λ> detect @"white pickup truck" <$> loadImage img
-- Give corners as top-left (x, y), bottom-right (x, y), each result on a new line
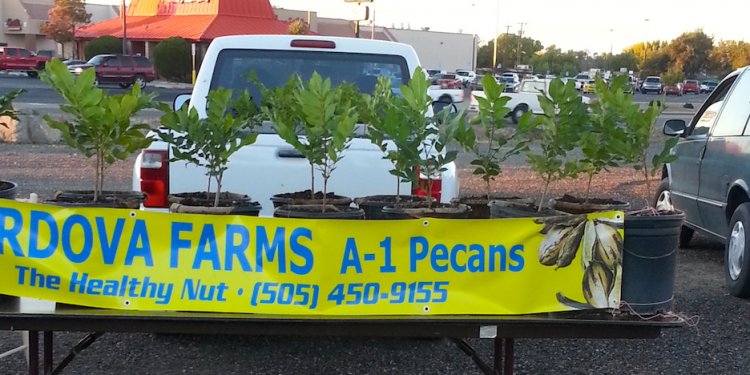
top-left (133, 35), bottom-right (459, 216)
top-left (468, 79), bottom-right (590, 124)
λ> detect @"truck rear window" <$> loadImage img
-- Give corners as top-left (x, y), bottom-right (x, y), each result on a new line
top-left (210, 49), bottom-right (410, 107)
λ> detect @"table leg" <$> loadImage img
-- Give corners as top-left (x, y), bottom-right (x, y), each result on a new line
top-left (493, 336), bottom-right (503, 374)
top-left (44, 331), bottom-right (53, 375)
top-left (504, 338), bottom-right (514, 375)
top-left (28, 331), bottom-right (38, 375)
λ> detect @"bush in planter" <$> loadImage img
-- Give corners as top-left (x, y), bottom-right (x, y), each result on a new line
top-left (261, 72), bottom-right (363, 217)
top-left (152, 37), bottom-right (191, 83)
top-left (157, 88), bottom-right (262, 214)
top-left (0, 89), bottom-right (24, 199)
top-left (515, 78), bottom-right (586, 214)
top-left (552, 76), bottom-right (634, 213)
top-left (83, 36), bottom-right (121, 60)
top-left (367, 68), bottom-right (474, 218)
top-left (41, 59), bottom-right (156, 206)
top-left (463, 74), bottom-right (529, 217)
top-left (593, 75), bottom-right (682, 315)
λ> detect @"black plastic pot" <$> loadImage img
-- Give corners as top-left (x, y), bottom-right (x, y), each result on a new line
top-left (381, 203), bottom-right (472, 219)
top-left (355, 195), bottom-right (432, 220)
top-left (271, 191), bottom-right (352, 209)
top-left (0, 180), bottom-right (18, 200)
top-left (489, 199), bottom-right (564, 218)
top-left (49, 190), bottom-right (145, 209)
top-left (621, 212), bottom-right (685, 315)
top-left (552, 195), bottom-right (631, 214)
top-left (274, 204), bottom-right (364, 219)
top-left (169, 192), bottom-right (261, 216)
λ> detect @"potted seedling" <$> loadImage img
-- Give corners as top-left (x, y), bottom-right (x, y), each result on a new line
top-left (157, 88), bottom-right (263, 215)
top-left (614, 83), bottom-right (682, 315)
top-left (380, 67), bottom-right (475, 219)
top-left (461, 74), bottom-right (530, 218)
top-left (552, 76), bottom-right (633, 214)
top-left (42, 59), bottom-right (155, 208)
top-left (262, 72), bottom-right (364, 219)
top-left (506, 78), bottom-right (585, 218)
top-left (0, 89), bottom-right (24, 200)
top-left (355, 75), bottom-right (435, 219)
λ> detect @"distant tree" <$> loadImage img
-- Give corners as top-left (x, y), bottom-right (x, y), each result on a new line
top-left (606, 52), bottom-right (638, 72)
top-left (667, 30), bottom-right (713, 77)
top-left (288, 18), bottom-right (308, 35)
top-left (661, 69), bottom-right (684, 86)
top-left (624, 40), bottom-right (668, 71)
top-left (41, 0), bottom-right (91, 59)
top-left (476, 34), bottom-right (543, 70)
top-left (640, 51), bottom-right (670, 77)
top-left (709, 40), bottom-right (750, 78)
top-left (83, 36), bottom-right (121, 60)
top-left (152, 37), bottom-right (191, 82)
top-left (529, 45), bottom-right (579, 76)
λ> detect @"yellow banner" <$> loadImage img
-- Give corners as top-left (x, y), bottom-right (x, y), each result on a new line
top-left (0, 200), bottom-right (623, 315)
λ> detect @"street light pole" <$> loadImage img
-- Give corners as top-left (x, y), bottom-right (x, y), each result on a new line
top-left (609, 28), bottom-right (614, 55)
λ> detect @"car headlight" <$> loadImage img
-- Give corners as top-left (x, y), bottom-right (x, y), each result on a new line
top-left (74, 67), bottom-right (83, 74)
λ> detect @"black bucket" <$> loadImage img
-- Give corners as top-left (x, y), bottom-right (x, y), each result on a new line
top-left (621, 212), bottom-right (684, 314)
top-left (0, 180), bottom-right (18, 200)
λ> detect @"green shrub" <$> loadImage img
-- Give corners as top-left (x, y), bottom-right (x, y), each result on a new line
top-left (152, 37), bottom-right (191, 82)
top-left (83, 36), bottom-right (122, 60)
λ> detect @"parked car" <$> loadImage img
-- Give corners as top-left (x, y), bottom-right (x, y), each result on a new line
top-left (582, 79), bottom-right (596, 94)
top-left (663, 83), bottom-right (683, 96)
top-left (455, 69), bottom-right (476, 87)
top-left (574, 73), bottom-right (591, 90)
top-left (700, 80), bottom-right (718, 93)
top-left (433, 73), bottom-right (462, 89)
top-left (0, 47), bottom-right (50, 77)
top-left (682, 79), bottom-right (700, 94)
top-left (497, 75), bottom-right (520, 92)
top-left (68, 54), bottom-right (156, 88)
top-left (658, 65), bottom-right (750, 297)
top-left (62, 59), bottom-right (86, 67)
top-left (640, 76), bottom-right (662, 94)
top-left (426, 69), bottom-right (445, 81)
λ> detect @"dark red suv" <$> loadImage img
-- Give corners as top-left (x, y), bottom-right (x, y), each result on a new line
top-left (69, 54), bottom-right (156, 88)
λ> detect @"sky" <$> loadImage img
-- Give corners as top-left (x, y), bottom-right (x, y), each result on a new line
top-left (94, 0), bottom-right (747, 54)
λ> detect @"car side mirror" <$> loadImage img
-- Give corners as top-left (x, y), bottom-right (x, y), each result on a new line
top-left (664, 119), bottom-right (687, 136)
top-left (173, 94), bottom-right (191, 111)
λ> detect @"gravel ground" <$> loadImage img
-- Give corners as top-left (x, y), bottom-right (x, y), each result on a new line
top-left (2, 143), bottom-right (750, 374)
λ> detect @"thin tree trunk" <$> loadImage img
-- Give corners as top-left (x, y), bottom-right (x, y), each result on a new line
top-left (310, 164), bottom-right (315, 200)
top-left (584, 173), bottom-right (593, 203)
top-left (486, 179), bottom-right (491, 204)
top-left (538, 175), bottom-right (551, 213)
top-left (94, 149), bottom-right (102, 202)
top-left (213, 173), bottom-right (222, 207)
top-left (395, 177), bottom-right (400, 202)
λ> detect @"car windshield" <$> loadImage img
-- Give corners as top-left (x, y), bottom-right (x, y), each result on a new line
top-left (456, 71), bottom-right (469, 76)
top-left (87, 55), bottom-right (108, 66)
top-left (645, 77), bottom-right (660, 83)
top-left (441, 74), bottom-right (457, 79)
top-left (211, 49), bottom-right (409, 107)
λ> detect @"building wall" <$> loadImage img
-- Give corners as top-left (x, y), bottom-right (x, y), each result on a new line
top-left (1, 0), bottom-right (118, 57)
top-left (274, 8), bottom-right (318, 33)
top-left (378, 29), bottom-right (476, 72)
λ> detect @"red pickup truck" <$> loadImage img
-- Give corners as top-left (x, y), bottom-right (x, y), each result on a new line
top-left (0, 47), bottom-right (51, 78)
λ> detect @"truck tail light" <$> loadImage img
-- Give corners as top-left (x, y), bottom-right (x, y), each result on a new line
top-left (412, 166), bottom-right (442, 203)
top-left (140, 150), bottom-right (169, 208)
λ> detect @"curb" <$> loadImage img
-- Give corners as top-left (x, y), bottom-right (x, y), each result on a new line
top-left (149, 80), bottom-right (193, 90)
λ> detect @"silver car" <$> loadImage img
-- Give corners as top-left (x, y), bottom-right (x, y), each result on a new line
top-left (640, 76), bottom-right (662, 94)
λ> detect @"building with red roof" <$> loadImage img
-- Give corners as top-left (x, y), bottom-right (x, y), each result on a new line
top-left (76, 0), bottom-right (292, 58)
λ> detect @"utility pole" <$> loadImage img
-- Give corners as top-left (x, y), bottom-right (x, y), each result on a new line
top-left (121, 0), bottom-right (128, 54)
top-left (491, 0), bottom-right (499, 73)
top-left (516, 22), bottom-right (526, 69)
